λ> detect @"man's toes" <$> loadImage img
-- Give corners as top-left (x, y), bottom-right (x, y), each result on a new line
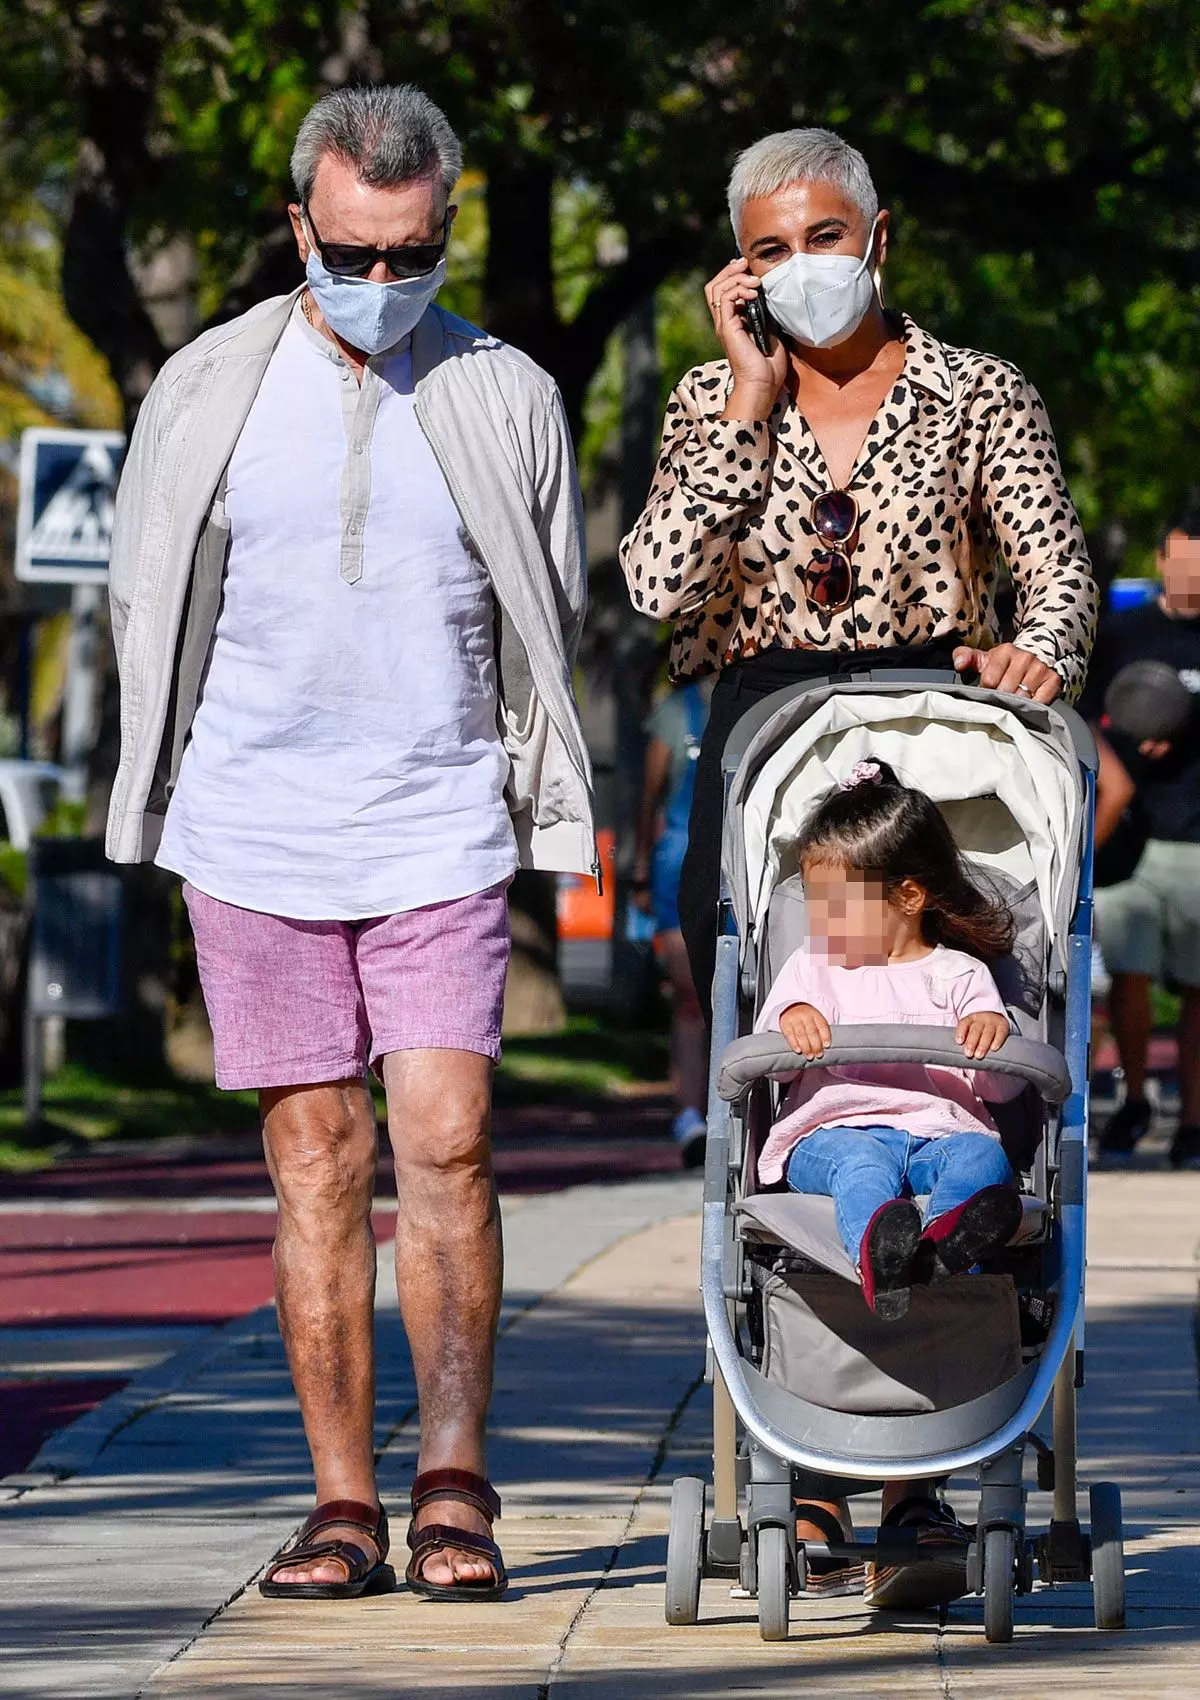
top-left (309, 1558), bottom-right (350, 1585)
top-left (450, 1549), bottom-right (493, 1584)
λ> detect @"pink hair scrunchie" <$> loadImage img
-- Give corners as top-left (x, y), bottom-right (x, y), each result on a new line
top-left (840, 760), bottom-right (882, 791)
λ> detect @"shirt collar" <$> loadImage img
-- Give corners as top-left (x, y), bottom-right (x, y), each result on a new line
top-left (897, 313), bottom-right (954, 404)
top-left (289, 297), bottom-right (412, 369)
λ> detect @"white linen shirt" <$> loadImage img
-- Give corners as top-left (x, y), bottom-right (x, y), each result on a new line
top-left (156, 307), bottom-right (517, 919)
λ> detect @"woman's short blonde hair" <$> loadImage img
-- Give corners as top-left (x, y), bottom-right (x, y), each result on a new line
top-left (727, 128), bottom-right (878, 238)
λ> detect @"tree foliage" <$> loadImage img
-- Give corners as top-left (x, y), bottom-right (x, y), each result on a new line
top-left (0, 2), bottom-right (1198, 560)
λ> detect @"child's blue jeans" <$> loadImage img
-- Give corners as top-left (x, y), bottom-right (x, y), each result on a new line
top-left (785, 1125), bottom-right (1013, 1263)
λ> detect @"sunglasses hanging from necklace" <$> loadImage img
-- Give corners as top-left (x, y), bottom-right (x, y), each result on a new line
top-left (805, 489), bottom-right (859, 612)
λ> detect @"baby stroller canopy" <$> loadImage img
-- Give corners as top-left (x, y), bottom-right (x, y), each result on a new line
top-left (723, 686), bottom-right (1087, 958)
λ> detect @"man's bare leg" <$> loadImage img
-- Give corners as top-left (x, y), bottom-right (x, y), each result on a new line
top-left (1107, 972), bottom-right (1153, 1102)
top-left (260, 1078), bottom-right (383, 1586)
top-left (384, 1048), bottom-right (502, 1588)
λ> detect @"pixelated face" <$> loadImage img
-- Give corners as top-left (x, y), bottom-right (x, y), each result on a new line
top-left (802, 857), bottom-right (929, 966)
top-left (802, 859), bottom-right (894, 967)
top-left (1158, 531), bottom-right (1200, 614)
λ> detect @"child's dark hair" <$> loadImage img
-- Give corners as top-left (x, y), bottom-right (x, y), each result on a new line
top-left (794, 759), bottom-right (1015, 962)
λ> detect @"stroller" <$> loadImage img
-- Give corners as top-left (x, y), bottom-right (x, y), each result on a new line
top-left (665, 672), bottom-right (1125, 1642)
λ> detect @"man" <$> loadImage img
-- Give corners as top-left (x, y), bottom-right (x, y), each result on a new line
top-left (1085, 501), bottom-right (1200, 1171)
top-left (106, 84), bottom-right (595, 1598)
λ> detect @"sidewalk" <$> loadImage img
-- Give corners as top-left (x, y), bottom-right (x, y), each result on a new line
top-left (0, 1102), bottom-right (679, 1474)
top-left (1, 1168), bottom-right (1197, 1698)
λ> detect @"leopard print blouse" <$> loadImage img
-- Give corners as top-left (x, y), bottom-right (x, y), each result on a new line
top-left (619, 315), bottom-right (1097, 700)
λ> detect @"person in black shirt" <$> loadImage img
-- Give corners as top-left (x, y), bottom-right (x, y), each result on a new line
top-left (1084, 500), bottom-right (1200, 1169)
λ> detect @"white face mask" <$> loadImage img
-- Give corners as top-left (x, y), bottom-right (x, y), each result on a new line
top-left (759, 222), bottom-right (880, 349)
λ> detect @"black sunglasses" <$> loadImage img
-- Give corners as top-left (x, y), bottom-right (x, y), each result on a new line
top-left (302, 208), bottom-right (450, 279)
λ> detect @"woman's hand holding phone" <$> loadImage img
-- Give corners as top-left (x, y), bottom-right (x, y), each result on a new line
top-left (705, 258), bottom-right (788, 421)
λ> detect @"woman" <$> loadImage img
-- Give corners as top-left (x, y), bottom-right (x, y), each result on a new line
top-left (619, 125), bottom-right (1097, 1609)
top-left (631, 679), bottom-right (712, 1166)
top-left (619, 126), bottom-right (1097, 1022)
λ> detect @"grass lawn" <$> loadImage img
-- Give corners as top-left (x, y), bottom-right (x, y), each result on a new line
top-left (0, 1015), bottom-right (670, 1173)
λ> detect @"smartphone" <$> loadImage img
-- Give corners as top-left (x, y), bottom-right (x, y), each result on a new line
top-left (741, 291), bottom-right (775, 356)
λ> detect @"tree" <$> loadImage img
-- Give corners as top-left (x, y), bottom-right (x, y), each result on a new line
top-left (3, 0), bottom-right (1200, 1047)
top-left (1, 1), bottom-right (1197, 545)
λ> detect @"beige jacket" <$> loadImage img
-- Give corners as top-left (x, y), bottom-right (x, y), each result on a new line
top-left (105, 293), bottom-right (597, 877)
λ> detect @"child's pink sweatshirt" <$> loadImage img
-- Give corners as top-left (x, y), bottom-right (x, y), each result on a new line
top-left (755, 944), bottom-right (1025, 1185)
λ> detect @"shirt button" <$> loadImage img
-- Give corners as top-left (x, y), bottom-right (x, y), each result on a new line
top-left (341, 370), bottom-right (351, 382)
top-left (349, 523), bottom-right (360, 536)
top-left (354, 443), bottom-right (365, 455)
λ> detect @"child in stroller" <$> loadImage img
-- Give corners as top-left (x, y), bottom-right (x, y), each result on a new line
top-left (757, 758), bottom-right (1026, 1322)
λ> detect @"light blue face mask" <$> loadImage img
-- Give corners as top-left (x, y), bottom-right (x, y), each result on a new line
top-left (304, 249), bottom-right (447, 356)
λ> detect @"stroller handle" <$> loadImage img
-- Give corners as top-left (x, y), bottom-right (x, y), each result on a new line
top-left (717, 1026), bottom-right (1072, 1105)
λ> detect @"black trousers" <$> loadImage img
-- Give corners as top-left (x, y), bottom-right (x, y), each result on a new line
top-left (678, 642), bottom-right (960, 1019)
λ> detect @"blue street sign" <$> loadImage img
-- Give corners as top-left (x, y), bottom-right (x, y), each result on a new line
top-left (15, 427), bottom-right (126, 584)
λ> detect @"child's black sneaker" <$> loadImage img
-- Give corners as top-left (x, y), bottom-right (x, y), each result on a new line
top-left (1095, 1096), bottom-right (1152, 1164)
top-left (858, 1198), bottom-right (922, 1321)
top-left (920, 1185), bottom-right (1023, 1279)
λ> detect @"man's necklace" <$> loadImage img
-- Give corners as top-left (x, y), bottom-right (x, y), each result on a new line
top-left (301, 287), bottom-right (363, 379)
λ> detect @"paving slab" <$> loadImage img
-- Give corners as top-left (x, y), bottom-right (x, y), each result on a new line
top-left (0, 1174), bottom-right (701, 1699)
top-left (145, 1209), bottom-right (705, 1699)
top-left (4, 1164), bottom-right (1199, 1698)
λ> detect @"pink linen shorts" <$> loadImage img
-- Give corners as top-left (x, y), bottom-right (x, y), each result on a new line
top-left (183, 880), bottom-right (511, 1091)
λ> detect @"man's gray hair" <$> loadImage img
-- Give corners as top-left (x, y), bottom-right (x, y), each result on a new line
top-left (727, 128), bottom-right (878, 236)
top-left (291, 84), bottom-right (463, 205)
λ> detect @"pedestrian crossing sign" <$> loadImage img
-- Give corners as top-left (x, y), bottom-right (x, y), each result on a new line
top-left (15, 427), bottom-right (127, 584)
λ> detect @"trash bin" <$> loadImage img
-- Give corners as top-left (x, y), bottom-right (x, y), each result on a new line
top-left (27, 838), bottom-right (123, 1019)
top-left (24, 837), bottom-right (123, 1123)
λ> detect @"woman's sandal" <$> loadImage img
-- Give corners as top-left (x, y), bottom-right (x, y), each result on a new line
top-left (864, 1495), bottom-right (971, 1610)
top-left (405, 1468), bottom-right (509, 1602)
top-left (258, 1498), bottom-right (394, 1599)
top-left (794, 1502), bottom-right (866, 1596)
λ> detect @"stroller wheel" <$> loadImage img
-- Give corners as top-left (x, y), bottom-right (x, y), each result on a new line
top-left (983, 1527), bottom-right (1015, 1643)
top-left (665, 1477), bottom-right (705, 1626)
top-left (757, 1525), bottom-right (790, 1641)
top-left (1089, 1483), bottom-right (1127, 1630)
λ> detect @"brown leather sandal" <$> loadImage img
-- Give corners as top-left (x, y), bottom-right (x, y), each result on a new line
top-left (259, 1498), bottom-right (394, 1599)
top-left (405, 1468), bottom-right (508, 1601)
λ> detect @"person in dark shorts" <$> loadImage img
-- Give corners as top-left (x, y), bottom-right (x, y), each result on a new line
top-left (1084, 499), bottom-right (1200, 1169)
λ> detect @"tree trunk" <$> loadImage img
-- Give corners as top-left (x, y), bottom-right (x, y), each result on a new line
top-left (502, 870), bottom-right (565, 1037)
top-left (59, 5), bottom-right (171, 427)
top-left (611, 297), bottom-right (663, 1010)
top-left (482, 151), bottom-right (559, 372)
